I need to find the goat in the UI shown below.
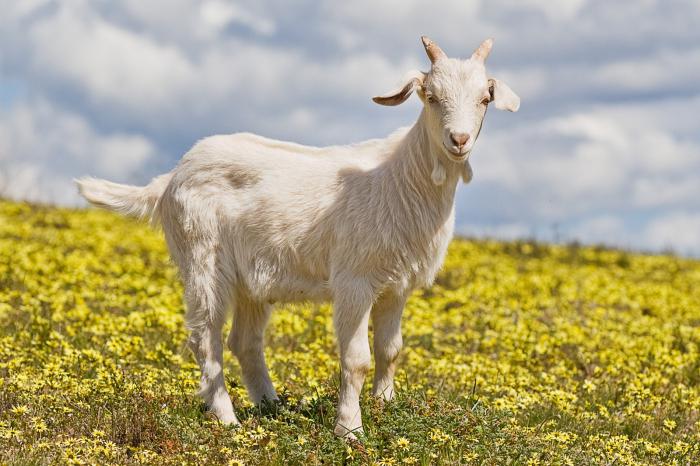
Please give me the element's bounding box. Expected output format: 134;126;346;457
76;36;519;439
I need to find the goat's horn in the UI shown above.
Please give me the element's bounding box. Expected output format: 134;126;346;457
421;36;447;64
471;38;493;63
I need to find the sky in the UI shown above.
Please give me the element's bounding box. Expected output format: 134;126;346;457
1;0;699;255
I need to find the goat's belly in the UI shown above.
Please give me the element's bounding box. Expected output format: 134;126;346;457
265;278;332;303
243;262;331;303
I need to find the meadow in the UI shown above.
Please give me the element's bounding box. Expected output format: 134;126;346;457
1;199;699;465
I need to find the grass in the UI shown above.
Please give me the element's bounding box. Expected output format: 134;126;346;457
1;199;699;465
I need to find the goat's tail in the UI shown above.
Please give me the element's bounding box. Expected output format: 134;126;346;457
75;172;173;223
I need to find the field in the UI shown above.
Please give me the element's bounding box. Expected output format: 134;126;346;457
1;199;699;465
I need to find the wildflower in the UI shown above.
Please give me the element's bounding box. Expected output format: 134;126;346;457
31;418;48;433
644;441;660;454
377;458;398;466
582;379;596;393
395;437;410;450
10;405;28;416
673;441;690;455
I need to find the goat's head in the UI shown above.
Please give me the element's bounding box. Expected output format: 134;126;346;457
374;36;519;168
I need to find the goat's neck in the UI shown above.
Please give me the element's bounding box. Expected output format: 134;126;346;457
383;110;460;221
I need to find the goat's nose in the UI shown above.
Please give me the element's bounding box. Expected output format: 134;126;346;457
450;132;470;148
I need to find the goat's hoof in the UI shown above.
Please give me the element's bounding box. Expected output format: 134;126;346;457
256;396;282;407
220;417;241;427
334;424;364;440
206;410;240;426
256;397;283;416
371;381;395;399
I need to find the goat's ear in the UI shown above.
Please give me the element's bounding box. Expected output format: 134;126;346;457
488;78;520;112
373;71;426;106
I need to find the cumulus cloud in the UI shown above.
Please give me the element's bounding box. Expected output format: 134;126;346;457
456;96;700;252
0;99;155;204
200;1;276;36
27;3;196;113
572;215;628;245
0;0;699;254
644;212;700;254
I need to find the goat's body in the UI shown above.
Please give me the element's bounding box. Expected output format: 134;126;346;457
156;124;455;307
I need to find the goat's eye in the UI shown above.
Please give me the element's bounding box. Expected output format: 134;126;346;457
426;93;437;104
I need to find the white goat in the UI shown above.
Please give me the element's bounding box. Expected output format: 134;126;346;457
77;37;519;438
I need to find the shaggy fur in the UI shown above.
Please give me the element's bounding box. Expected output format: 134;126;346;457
76;37;519;438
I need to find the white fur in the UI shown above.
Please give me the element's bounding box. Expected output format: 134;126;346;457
76;37;518;438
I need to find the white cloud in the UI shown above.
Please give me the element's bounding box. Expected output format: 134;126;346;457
594;47;700;94
0;0;52;25
458;221;533;241
644;212;700;254
571;215;628;246
460;94;700;254
200;1;276;37
27;3;196;113
496;0;588;22
0;100;155;205
632;176;700;208
473;97;700;217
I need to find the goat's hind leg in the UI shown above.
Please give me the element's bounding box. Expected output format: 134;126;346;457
188;316;237;424
182;260;239;425
227;294;278;405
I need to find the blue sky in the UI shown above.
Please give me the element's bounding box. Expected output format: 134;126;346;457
1;0;699;254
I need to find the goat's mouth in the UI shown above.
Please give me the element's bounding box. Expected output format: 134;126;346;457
442;143;470;162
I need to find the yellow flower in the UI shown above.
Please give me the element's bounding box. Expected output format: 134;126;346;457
10;405;29;416
395;437;410;450
644;441;660;454
31;418;48;433
582;380;597;393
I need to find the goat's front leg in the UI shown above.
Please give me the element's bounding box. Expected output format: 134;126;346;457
332;279;374;439
371;291;406;401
